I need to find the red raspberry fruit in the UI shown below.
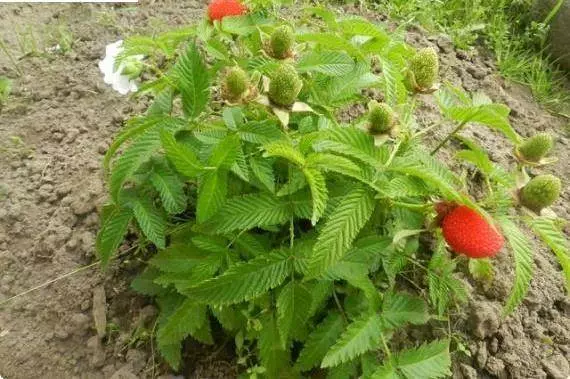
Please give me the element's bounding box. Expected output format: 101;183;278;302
441;205;504;258
208;0;246;21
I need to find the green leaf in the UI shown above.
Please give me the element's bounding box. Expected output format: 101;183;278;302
250;156;275;193
264;141;306;166
149;244;210;273
318;63;379;106
208;134;240;169
309;185;375;275
277;282;313;346
394;340;451;379
297;51;355;76
157;342;182;370
381;292;429;329
132;197;167;249
296;312;344;371
214;193;292;233
197;170;227;223
96;204;133;267
238;120;284;144
172;42;210;119
149;161;187;214
160;129;204;178
379;55;407;106
183;250;290;305
303;167;328;225
429;244;468;315
338;17;389;42
527;216;570;293
313;126;380;168
321;313;383;368
110;131;161;202
222;107;243;130
131;267;165;296
258;313;291;378
499;218;533;315
157;300;208;370
307;153;364;181
297;33;362;58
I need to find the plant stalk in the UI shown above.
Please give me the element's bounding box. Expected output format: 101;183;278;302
430;120;467;155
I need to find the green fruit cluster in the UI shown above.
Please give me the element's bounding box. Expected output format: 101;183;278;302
520;174;561;212
518;133;553;162
270;25;294;59
409;47;439;90
268;64;303;107
368;101;395;135
222;67;249;102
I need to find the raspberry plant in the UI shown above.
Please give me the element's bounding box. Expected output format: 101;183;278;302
97;5;569;377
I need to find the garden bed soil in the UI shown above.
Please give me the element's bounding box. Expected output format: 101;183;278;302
0;2;568;378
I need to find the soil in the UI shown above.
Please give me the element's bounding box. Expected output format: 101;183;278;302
0;2;568;379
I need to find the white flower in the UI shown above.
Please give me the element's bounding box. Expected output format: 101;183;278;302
98;40;144;95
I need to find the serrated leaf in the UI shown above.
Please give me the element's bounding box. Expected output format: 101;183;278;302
429;244;468;315
238;120;284;144
222;107;243;130
160;129;204;177
133;197;167;248
307;153;364;181
259;313;291;378
157;300;208;369
527;216;570;293
96;204;133;267
250;156;275;193
209;134;241;169
379;55;407;106
157;342;182;370
150;161;187;214
394;340;451;379
264;141;306;166
381;292;429;329
338;17;389;42
297;51;355;76
309;185;375;275
468;258;494;282
172;42;209;119
297;32;362;58
312;126;380;168
149;244;210;273
296;312;344;371
277;282;313;347
183;250;290;305
214;193;292;232
321;313;383;368
130;267;164;296
197;170;227;223
303;167;328;225
499;218;533;315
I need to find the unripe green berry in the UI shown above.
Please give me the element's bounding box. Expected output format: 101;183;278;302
368;101;395;134
222;67;249;102
409;47;439;90
268;64;303;107
518;133;553;162
270;25;294;59
520;174;561;212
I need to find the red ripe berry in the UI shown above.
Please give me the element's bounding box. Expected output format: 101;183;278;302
441;205;504;258
208;0;246;21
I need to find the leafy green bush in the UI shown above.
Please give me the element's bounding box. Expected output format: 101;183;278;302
97;6;569;377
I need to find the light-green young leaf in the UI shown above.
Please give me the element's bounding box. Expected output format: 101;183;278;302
296;51;355;76
381;292;429;329
303;167;328;225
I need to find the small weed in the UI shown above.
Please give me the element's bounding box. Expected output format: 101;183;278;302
0;76;12;108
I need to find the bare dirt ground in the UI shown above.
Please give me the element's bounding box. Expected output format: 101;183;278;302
0;2;568;379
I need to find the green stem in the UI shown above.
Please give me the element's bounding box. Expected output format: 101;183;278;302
430;121;467;155
332;288;348;324
379;331;392;360
391;200;431;211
